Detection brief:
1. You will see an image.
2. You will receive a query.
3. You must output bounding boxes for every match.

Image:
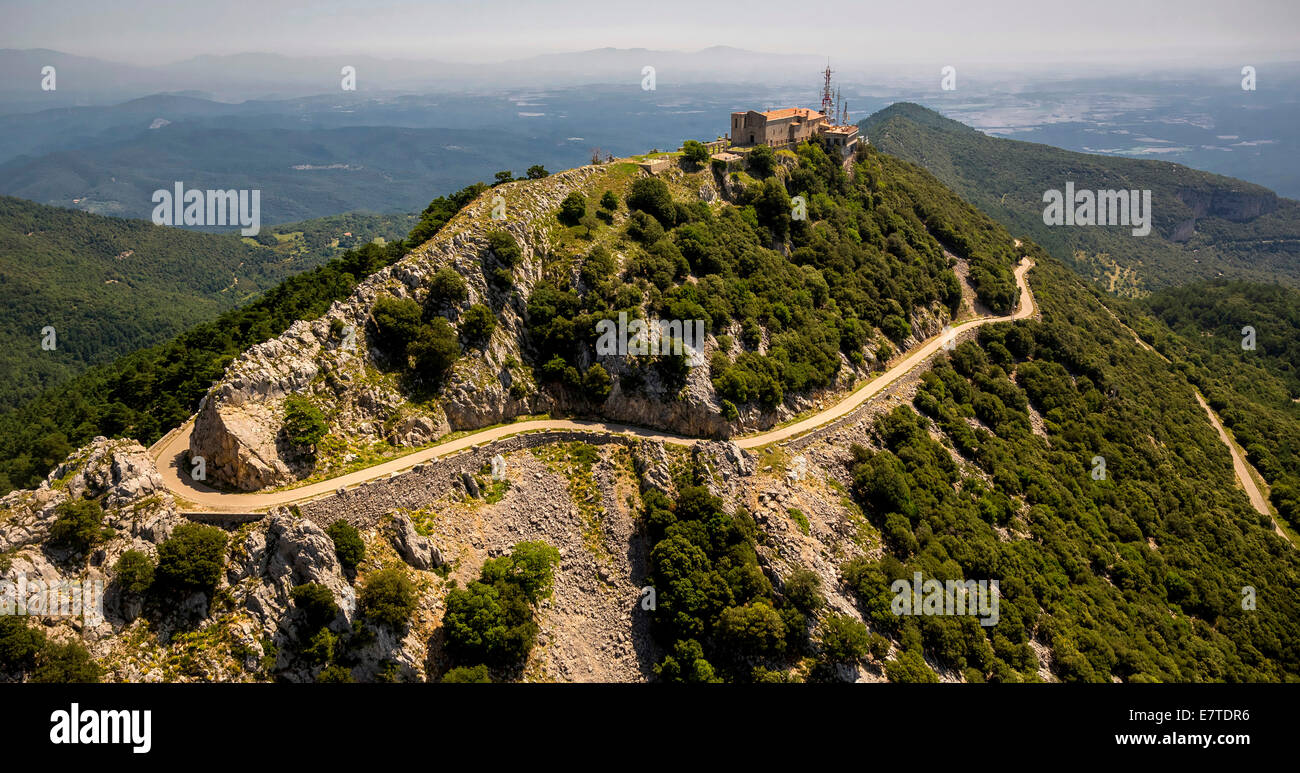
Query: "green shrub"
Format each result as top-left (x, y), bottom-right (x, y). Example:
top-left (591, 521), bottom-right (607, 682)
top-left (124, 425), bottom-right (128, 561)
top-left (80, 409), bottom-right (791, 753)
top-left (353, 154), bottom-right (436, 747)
top-left (359, 567), bottom-right (417, 629)
top-left (282, 395), bottom-right (327, 449)
top-left (292, 583), bottom-right (340, 629)
top-left (316, 664), bottom-right (355, 683)
top-left (428, 267), bottom-right (468, 307)
top-left (787, 507), bottom-right (811, 535)
top-left (155, 523), bottom-right (228, 595)
top-left (881, 314), bottom-right (911, 343)
top-left (442, 541), bottom-right (559, 668)
top-left (783, 569), bottom-right (823, 614)
top-left (682, 140), bottom-right (710, 166)
top-left (486, 230), bottom-right (522, 267)
top-left (327, 520), bottom-right (365, 571)
top-left (371, 295), bottom-right (423, 356)
top-left (409, 317), bottom-right (460, 382)
top-left (654, 639), bottom-right (720, 683)
top-left (0, 617), bottom-right (45, 672)
top-left (819, 614), bottom-right (870, 663)
top-left (301, 627), bottom-right (337, 665)
top-left (559, 192), bottom-right (587, 225)
top-left (868, 633), bottom-right (891, 661)
top-left (459, 304), bottom-right (497, 348)
top-left (748, 144), bottom-right (777, 178)
top-left (582, 364), bottom-right (612, 402)
top-left (885, 650), bottom-right (939, 683)
top-left (442, 664), bottom-right (492, 683)
top-left (481, 541), bottom-right (561, 605)
top-left (626, 210), bottom-right (664, 244)
top-left (625, 177), bottom-right (674, 225)
top-left (580, 245), bottom-right (616, 287)
top-left (48, 498), bottom-right (108, 553)
top-left (715, 601), bottom-right (787, 658)
top-left (113, 550), bottom-right (155, 595)
top-left (30, 640), bottom-right (103, 683)
top-left (443, 579), bottom-right (536, 667)
top-left (599, 190), bottom-right (619, 211)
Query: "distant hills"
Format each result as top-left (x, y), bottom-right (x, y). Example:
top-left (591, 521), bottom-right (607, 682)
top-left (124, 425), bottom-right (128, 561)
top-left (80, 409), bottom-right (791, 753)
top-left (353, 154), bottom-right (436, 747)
top-left (0, 123), bottom-right (577, 224)
top-left (0, 196), bottom-right (413, 410)
top-left (0, 46), bottom-right (821, 109)
top-left (862, 102), bottom-right (1300, 294)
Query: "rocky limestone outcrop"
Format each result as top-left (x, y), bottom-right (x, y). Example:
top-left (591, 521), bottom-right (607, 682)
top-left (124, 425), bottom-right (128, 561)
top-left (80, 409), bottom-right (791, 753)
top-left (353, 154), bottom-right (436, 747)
top-left (0, 438), bottom-right (179, 558)
top-left (1177, 185), bottom-right (1277, 223)
top-left (0, 440), bottom-right (442, 683)
top-left (227, 509), bottom-right (357, 639)
top-left (692, 440), bottom-right (754, 496)
top-left (189, 166), bottom-right (602, 491)
top-left (631, 439), bottom-right (673, 493)
top-left (383, 512), bottom-right (445, 571)
top-left (1170, 185), bottom-right (1279, 241)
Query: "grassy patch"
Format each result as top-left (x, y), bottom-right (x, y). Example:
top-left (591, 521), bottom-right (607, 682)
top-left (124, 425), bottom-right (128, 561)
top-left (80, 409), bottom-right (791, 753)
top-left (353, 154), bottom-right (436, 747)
top-left (755, 446), bottom-right (790, 476)
top-left (532, 442), bottom-right (609, 562)
top-left (787, 507), bottom-right (811, 535)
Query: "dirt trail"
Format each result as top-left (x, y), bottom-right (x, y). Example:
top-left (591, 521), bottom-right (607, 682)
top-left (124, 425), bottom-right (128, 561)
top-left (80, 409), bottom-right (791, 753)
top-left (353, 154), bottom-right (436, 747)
top-left (152, 259), bottom-right (1035, 512)
top-left (1100, 304), bottom-right (1281, 534)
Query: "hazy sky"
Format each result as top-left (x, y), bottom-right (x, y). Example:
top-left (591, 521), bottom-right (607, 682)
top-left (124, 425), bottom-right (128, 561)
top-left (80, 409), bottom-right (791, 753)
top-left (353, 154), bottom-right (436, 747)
top-left (5, 0), bottom-right (1298, 66)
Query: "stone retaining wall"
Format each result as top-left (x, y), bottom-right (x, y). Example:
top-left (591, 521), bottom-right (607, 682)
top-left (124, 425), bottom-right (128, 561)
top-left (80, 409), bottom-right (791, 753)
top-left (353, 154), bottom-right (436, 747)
top-left (180, 512), bottom-right (267, 527)
top-left (297, 429), bottom-right (636, 529)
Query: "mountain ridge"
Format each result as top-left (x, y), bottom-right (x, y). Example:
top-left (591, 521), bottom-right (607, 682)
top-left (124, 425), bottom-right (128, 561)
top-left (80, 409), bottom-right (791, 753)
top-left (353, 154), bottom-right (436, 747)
top-left (861, 102), bottom-right (1300, 294)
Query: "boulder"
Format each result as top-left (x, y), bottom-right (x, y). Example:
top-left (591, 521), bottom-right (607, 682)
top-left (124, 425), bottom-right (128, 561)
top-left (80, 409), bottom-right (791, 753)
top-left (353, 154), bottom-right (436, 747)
top-left (384, 512), bottom-right (445, 570)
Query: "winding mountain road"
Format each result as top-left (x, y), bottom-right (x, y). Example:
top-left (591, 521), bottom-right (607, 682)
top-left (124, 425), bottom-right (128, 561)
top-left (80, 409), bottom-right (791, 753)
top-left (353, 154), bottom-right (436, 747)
top-left (152, 258), bottom-right (1036, 513)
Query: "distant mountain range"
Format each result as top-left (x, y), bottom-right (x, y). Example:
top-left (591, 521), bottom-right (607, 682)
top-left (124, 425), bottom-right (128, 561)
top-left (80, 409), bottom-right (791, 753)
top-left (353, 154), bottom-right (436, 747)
top-left (0, 122), bottom-right (587, 224)
top-left (862, 103), bottom-right (1300, 294)
top-left (0, 46), bottom-right (824, 108)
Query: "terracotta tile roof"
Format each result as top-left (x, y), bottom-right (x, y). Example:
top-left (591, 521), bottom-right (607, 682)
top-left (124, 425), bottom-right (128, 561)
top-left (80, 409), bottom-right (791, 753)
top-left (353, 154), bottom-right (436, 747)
top-left (762, 107), bottom-right (822, 120)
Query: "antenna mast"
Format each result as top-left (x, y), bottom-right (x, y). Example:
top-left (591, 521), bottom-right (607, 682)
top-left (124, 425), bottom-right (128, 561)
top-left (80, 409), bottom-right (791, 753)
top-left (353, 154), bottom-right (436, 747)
top-left (821, 61), bottom-right (835, 120)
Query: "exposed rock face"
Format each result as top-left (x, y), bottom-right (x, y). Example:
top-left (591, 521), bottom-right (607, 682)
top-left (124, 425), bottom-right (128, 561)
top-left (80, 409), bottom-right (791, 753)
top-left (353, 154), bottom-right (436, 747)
top-left (228, 510), bottom-right (357, 634)
top-left (1, 438), bottom-right (179, 558)
top-left (188, 168), bottom-right (601, 491)
top-left (388, 412), bottom-right (450, 447)
top-left (190, 396), bottom-right (295, 491)
top-left (693, 441), bottom-right (754, 495)
top-left (58, 437), bottom-right (171, 511)
top-left (632, 439), bottom-right (674, 493)
top-left (1177, 186), bottom-right (1277, 223)
top-left (384, 512), bottom-right (445, 571)
top-left (0, 441), bottom-right (439, 683)
top-left (1170, 185), bottom-right (1279, 241)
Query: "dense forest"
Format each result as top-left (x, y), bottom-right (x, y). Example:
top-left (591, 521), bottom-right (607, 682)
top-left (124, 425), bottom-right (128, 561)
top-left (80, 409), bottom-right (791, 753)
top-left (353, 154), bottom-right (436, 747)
top-left (516, 142), bottom-right (1017, 416)
top-left (1118, 280), bottom-right (1300, 532)
top-left (638, 255), bottom-right (1299, 682)
top-left (836, 254), bottom-right (1298, 681)
top-left (0, 195), bottom-right (413, 410)
top-left (608, 154), bottom-right (1300, 681)
top-left (862, 102), bottom-right (1300, 295)
top-left (0, 186), bottom-right (478, 494)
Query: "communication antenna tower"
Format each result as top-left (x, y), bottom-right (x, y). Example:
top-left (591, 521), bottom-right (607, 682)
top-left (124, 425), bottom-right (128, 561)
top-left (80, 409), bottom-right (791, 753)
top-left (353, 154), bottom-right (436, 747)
top-left (821, 62), bottom-right (835, 120)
